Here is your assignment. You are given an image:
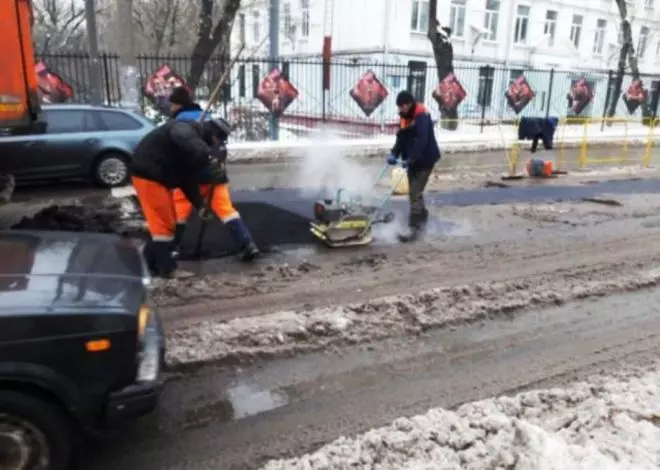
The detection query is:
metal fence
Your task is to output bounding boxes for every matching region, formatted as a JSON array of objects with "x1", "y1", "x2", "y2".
[{"x1": 37, "y1": 52, "x2": 660, "y2": 141}]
